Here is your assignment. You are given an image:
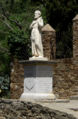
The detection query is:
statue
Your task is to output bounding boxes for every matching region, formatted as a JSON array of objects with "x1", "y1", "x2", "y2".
[{"x1": 30, "y1": 10, "x2": 44, "y2": 58}]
